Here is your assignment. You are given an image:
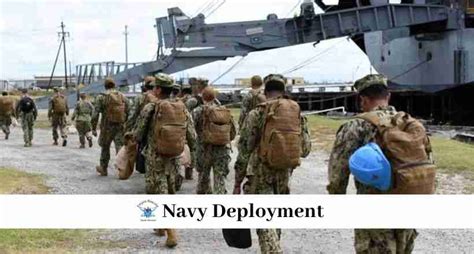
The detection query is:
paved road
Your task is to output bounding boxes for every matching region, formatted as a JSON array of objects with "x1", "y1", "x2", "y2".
[{"x1": 0, "y1": 127, "x2": 473, "y2": 253}]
